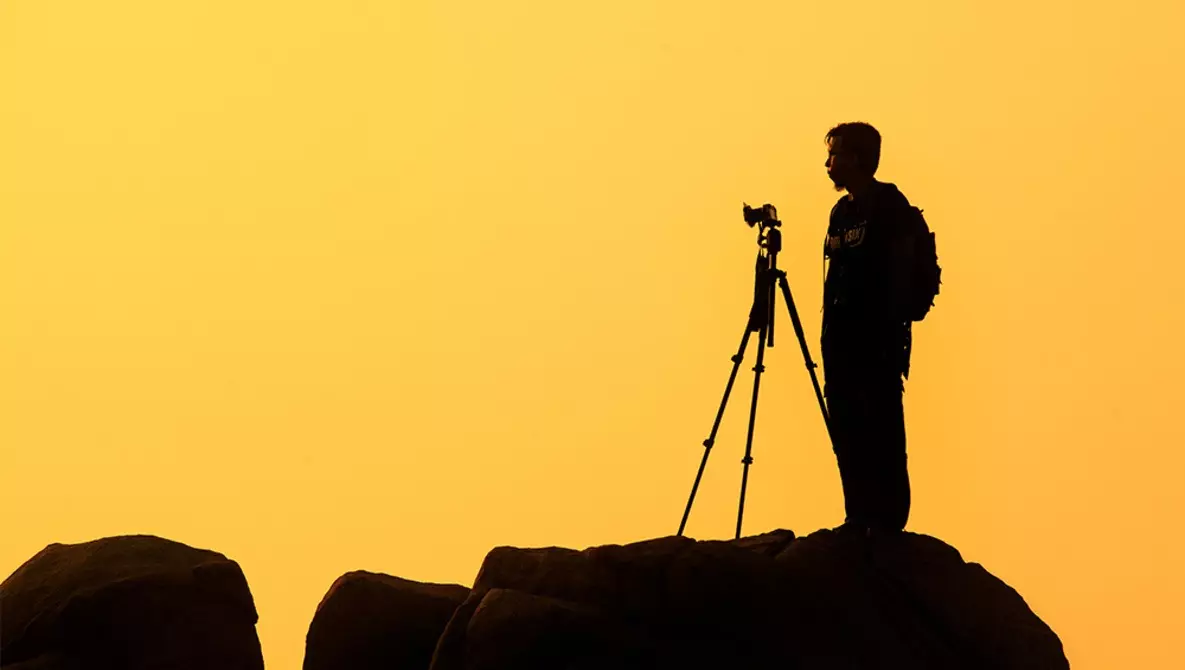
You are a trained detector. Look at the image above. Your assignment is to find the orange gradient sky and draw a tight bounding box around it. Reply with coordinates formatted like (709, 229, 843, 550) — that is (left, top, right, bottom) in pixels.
(2, 1, 1183, 668)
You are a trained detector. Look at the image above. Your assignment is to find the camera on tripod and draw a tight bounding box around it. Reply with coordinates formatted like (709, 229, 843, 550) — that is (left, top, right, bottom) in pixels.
(743, 203, 782, 254)
(743, 203, 780, 228)
(678, 198, 830, 540)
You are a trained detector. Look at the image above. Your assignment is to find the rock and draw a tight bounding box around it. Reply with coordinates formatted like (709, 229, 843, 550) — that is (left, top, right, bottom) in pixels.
(458, 588, 623, 670)
(426, 589, 487, 670)
(0, 653, 82, 670)
(303, 571, 469, 670)
(776, 528, 1070, 669)
(728, 528, 798, 557)
(3, 529, 1070, 670)
(791, 528, 1068, 669)
(422, 528, 1068, 670)
(0, 535, 263, 670)
(429, 532, 802, 669)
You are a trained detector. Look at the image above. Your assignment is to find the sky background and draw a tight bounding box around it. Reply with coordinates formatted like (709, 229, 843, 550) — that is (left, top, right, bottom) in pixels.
(2, 1, 1183, 668)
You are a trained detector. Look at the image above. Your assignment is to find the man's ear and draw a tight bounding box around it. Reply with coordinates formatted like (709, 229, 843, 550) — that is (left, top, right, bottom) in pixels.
(851, 154, 867, 176)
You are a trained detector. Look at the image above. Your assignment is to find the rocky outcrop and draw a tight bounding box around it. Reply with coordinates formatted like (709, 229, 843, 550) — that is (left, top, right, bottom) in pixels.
(422, 528, 1069, 669)
(0, 535, 263, 670)
(303, 571, 469, 670)
(3, 529, 1070, 670)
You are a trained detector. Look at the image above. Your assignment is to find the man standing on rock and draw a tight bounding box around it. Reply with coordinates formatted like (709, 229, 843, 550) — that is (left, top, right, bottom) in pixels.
(820, 121, 940, 538)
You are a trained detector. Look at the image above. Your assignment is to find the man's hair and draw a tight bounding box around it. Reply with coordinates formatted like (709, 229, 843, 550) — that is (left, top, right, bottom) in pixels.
(825, 122, 881, 176)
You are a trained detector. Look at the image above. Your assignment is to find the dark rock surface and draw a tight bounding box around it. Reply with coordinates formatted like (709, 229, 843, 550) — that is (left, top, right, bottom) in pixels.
(0, 535, 263, 670)
(423, 528, 1069, 670)
(3, 528, 1069, 670)
(303, 571, 469, 670)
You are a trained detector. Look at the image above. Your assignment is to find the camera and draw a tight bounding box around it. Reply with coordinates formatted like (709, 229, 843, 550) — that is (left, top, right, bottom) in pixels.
(743, 203, 779, 227)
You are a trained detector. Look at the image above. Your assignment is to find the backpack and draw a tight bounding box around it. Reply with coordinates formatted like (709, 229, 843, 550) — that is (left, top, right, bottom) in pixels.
(901, 206, 941, 322)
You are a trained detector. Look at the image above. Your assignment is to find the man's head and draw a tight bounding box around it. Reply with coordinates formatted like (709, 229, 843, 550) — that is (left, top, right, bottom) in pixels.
(824, 122, 881, 193)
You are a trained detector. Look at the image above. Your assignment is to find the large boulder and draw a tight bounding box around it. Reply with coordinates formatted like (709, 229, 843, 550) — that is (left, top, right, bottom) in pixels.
(419, 528, 1068, 670)
(776, 528, 1067, 668)
(0, 535, 263, 670)
(429, 531, 798, 669)
(303, 571, 469, 670)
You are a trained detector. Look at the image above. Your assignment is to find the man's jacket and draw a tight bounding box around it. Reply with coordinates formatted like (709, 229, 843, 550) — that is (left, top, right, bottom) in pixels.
(821, 181, 915, 383)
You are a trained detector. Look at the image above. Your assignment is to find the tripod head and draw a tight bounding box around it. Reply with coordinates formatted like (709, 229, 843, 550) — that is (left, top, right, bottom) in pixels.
(742, 202, 782, 255)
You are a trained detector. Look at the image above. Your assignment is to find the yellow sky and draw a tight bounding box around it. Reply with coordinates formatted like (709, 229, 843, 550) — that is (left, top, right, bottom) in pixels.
(2, 1, 1183, 668)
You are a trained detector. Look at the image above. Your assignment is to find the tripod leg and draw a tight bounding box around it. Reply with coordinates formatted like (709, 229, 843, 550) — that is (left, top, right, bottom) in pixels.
(678, 322, 756, 537)
(765, 268, 777, 349)
(735, 318, 771, 540)
(777, 273, 832, 440)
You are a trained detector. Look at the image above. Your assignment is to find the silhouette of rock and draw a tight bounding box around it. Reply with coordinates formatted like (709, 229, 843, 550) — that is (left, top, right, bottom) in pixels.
(419, 528, 1068, 670)
(3, 529, 1069, 669)
(0, 535, 263, 670)
(0, 653, 81, 670)
(303, 571, 469, 670)
(432, 587, 624, 670)
(775, 528, 1066, 669)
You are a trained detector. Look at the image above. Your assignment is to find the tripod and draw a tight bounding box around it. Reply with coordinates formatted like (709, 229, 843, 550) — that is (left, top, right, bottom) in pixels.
(677, 203, 833, 540)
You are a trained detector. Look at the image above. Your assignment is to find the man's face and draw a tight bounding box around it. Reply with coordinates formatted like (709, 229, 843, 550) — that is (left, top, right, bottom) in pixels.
(825, 138, 859, 192)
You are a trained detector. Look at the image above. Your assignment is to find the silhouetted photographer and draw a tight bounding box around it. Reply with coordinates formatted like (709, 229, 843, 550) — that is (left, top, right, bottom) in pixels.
(821, 122, 941, 538)
(676, 122, 939, 541)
